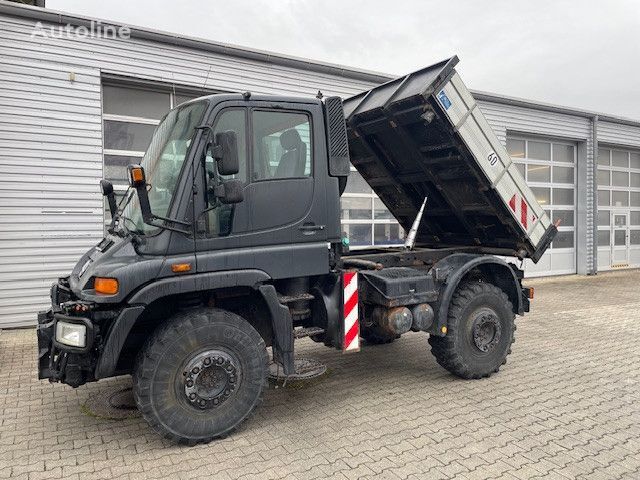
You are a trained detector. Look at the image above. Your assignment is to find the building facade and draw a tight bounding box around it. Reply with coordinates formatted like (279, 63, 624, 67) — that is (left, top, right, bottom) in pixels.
(1, 2, 639, 327)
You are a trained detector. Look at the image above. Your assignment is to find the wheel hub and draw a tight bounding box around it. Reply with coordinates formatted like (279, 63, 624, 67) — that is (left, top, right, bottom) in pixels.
(472, 311, 501, 353)
(183, 351, 238, 409)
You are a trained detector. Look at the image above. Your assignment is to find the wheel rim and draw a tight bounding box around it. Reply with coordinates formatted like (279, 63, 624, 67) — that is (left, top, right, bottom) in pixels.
(182, 350, 240, 410)
(471, 309, 502, 353)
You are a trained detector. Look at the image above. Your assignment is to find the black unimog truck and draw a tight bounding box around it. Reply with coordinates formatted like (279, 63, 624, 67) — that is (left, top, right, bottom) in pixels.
(37, 57, 556, 444)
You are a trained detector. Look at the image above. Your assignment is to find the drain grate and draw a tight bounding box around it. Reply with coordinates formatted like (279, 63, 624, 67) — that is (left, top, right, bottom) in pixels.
(82, 386, 141, 420)
(268, 357, 327, 382)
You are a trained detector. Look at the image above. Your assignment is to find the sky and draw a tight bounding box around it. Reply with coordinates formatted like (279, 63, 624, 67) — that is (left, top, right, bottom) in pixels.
(48, 0, 640, 120)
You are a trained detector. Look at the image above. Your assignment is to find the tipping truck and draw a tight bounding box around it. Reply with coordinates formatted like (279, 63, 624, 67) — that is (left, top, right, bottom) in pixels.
(37, 56, 556, 444)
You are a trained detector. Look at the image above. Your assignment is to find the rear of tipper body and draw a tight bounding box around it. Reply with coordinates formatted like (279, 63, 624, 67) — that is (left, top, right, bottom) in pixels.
(36, 57, 554, 444)
(343, 56, 556, 259)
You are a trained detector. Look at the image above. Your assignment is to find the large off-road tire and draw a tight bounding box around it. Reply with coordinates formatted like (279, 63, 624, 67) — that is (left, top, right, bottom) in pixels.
(360, 326, 399, 345)
(428, 282, 515, 379)
(133, 308, 268, 445)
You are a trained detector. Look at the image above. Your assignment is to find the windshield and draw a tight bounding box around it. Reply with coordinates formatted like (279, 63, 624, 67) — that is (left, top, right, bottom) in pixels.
(122, 101, 207, 233)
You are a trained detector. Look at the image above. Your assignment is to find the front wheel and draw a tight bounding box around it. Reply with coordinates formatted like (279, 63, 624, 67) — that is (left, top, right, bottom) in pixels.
(133, 308, 268, 445)
(428, 282, 515, 379)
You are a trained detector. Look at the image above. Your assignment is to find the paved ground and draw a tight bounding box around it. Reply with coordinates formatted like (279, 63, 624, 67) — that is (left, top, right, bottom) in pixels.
(1, 270, 640, 480)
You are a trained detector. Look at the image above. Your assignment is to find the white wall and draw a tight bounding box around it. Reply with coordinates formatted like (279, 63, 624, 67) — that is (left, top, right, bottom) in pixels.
(0, 12, 380, 327)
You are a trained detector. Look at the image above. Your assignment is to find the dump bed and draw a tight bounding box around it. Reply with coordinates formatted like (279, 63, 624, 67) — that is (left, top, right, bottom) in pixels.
(342, 56, 557, 261)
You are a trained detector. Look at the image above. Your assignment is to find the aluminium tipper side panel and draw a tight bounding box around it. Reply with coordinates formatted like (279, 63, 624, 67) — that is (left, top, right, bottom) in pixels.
(343, 56, 556, 260)
(437, 71, 550, 247)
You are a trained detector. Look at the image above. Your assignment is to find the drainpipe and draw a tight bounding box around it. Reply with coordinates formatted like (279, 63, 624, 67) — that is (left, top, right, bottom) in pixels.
(590, 115, 599, 275)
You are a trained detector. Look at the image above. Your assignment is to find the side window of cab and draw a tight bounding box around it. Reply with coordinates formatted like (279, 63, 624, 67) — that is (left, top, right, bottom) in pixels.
(252, 110, 312, 180)
(204, 108, 247, 236)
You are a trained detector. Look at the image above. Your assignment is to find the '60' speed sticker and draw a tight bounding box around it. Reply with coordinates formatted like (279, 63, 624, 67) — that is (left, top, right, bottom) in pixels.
(487, 151, 499, 166)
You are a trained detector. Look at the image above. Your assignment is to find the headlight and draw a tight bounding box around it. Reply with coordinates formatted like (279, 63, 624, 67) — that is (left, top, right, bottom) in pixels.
(55, 321, 87, 348)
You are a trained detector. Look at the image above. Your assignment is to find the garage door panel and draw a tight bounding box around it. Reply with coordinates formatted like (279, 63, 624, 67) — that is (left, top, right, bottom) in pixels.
(507, 135, 577, 276)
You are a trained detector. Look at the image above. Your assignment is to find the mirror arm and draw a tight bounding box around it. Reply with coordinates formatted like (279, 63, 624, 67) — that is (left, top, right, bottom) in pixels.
(133, 183, 192, 235)
(195, 124, 213, 134)
(195, 125, 229, 160)
(210, 144, 223, 158)
(105, 192, 117, 218)
(195, 124, 214, 146)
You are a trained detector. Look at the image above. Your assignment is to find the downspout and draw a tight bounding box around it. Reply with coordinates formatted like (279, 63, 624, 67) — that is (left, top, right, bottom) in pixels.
(590, 115, 599, 275)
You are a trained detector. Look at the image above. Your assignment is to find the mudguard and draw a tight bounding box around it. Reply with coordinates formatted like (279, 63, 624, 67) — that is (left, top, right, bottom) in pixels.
(257, 285, 295, 375)
(95, 269, 270, 379)
(432, 254, 523, 336)
(127, 270, 270, 305)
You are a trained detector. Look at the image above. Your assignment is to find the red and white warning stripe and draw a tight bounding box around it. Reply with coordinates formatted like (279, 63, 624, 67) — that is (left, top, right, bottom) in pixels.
(509, 193, 536, 230)
(343, 271, 360, 353)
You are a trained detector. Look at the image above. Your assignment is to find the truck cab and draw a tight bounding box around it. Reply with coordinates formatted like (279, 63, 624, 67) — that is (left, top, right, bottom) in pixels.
(37, 57, 554, 445)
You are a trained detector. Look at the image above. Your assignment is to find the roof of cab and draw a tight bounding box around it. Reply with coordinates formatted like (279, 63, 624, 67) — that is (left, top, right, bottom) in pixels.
(185, 93, 324, 107)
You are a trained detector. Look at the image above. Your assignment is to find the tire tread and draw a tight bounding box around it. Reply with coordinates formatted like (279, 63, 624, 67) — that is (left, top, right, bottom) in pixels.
(428, 282, 515, 379)
(132, 308, 267, 445)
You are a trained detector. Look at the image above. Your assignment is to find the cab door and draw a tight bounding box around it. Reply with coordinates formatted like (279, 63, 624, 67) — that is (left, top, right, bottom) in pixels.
(195, 100, 331, 279)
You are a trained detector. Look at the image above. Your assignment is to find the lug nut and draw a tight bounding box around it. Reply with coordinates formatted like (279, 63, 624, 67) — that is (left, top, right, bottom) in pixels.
(186, 380, 194, 388)
(192, 367, 200, 374)
(204, 358, 211, 366)
(213, 398, 219, 405)
(189, 393, 196, 400)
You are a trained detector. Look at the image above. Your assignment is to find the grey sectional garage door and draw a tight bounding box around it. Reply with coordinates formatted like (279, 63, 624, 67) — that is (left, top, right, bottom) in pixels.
(506, 136, 577, 276)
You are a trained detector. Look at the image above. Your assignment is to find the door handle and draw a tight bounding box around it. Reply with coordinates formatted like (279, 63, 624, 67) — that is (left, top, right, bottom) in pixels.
(299, 223, 325, 234)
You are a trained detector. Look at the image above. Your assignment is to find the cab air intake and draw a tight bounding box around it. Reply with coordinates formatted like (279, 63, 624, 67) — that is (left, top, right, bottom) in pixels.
(324, 96, 350, 177)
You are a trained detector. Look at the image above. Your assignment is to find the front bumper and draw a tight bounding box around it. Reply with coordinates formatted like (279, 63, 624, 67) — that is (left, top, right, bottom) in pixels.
(38, 276, 136, 387)
(36, 309, 55, 380)
(37, 309, 96, 387)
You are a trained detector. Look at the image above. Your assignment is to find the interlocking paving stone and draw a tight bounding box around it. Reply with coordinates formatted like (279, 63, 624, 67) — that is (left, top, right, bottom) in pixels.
(0, 270, 639, 479)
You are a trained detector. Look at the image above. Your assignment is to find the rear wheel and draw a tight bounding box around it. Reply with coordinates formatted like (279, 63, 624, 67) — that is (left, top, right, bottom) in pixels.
(428, 282, 515, 379)
(133, 308, 267, 445)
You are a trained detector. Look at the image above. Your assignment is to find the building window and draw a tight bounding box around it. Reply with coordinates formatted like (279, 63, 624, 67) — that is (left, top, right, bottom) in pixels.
(101, 82, 208, 223)
(341, 167, 405, 247)
(506, 136, 576, 252)
(597, 147, 640, 266)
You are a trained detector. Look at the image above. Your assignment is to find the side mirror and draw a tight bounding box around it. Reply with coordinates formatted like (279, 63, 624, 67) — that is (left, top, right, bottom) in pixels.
(213, 179, 244, 204)
(100, 179, 117, 219)
(212, 131, 239, 175)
